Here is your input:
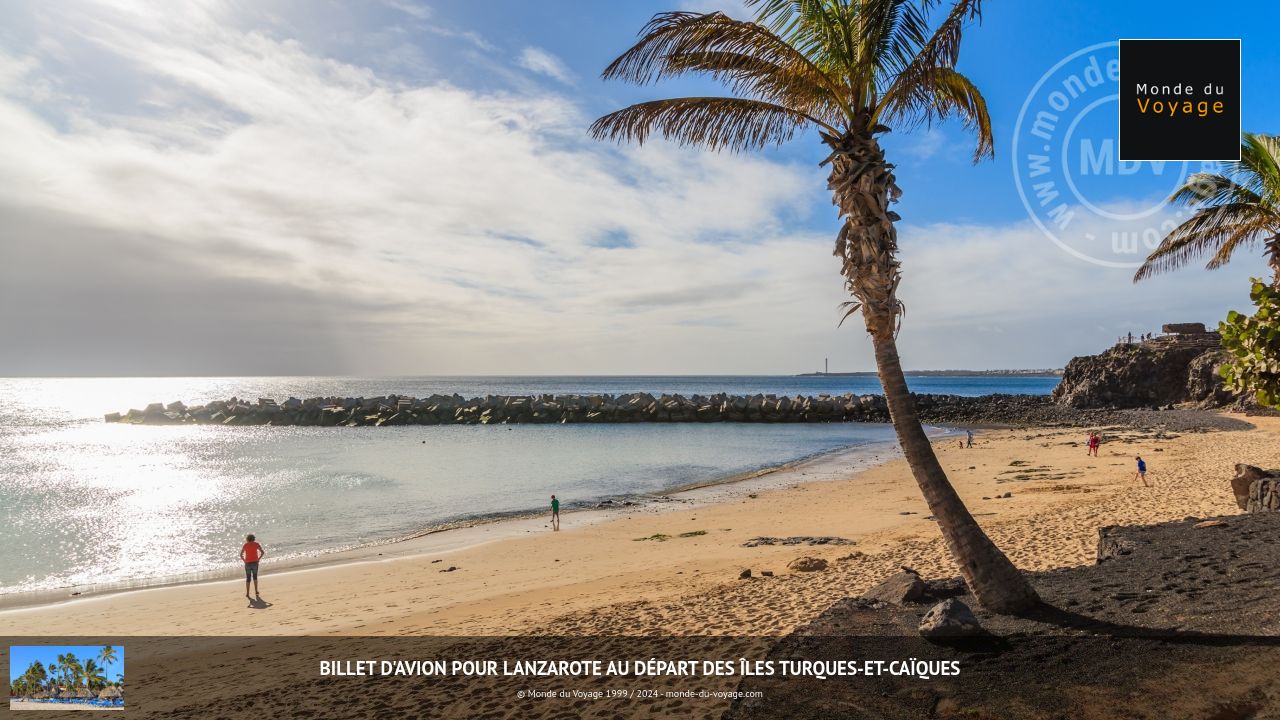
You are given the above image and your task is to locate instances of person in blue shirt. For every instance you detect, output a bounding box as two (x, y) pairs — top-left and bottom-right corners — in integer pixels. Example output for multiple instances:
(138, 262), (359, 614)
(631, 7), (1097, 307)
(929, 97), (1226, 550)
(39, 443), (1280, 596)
(1135, 456), (1149, 487)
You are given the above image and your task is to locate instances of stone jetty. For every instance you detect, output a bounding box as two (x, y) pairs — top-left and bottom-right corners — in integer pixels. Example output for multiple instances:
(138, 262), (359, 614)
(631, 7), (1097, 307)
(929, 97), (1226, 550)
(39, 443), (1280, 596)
(102, 392), (1060, 427)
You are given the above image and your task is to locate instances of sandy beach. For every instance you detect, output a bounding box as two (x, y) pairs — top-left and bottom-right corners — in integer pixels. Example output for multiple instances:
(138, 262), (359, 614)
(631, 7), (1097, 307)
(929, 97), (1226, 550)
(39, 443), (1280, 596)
(3, 414), (1277, 638)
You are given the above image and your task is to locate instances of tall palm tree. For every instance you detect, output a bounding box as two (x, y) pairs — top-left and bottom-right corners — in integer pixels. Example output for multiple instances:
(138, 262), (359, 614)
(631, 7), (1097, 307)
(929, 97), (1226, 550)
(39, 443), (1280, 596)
(61, 654), (83, 690)
(1135, 133), (1280, 287)
(591, 0), (1039, 613)
(98, 646), (117, 683)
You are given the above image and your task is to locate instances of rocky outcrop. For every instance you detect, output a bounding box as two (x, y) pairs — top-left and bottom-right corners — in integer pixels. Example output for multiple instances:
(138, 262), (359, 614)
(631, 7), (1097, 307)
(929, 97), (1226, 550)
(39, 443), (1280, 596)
(1052, 322), (1246, 409)
(1232, 464), (1280, 513)
(1053, 343), (1212, 408)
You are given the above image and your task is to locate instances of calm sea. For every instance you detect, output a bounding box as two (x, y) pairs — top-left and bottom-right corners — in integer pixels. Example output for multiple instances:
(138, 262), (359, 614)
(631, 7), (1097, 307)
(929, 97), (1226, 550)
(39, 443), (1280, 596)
(0, 375), (1057, 595)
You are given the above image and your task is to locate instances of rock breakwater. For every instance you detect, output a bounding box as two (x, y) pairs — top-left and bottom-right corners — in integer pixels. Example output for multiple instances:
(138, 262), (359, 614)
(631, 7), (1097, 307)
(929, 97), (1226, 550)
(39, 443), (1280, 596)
(104, 392), (1064, 427)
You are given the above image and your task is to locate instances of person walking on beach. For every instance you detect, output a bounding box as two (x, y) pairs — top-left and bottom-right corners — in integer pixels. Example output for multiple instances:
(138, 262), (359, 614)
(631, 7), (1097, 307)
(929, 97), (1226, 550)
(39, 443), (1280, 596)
(965, 430), (974, 448)
(550, 495), (560, 531)
(240, 533), (265, 598)
(1134, 456), (1149, 487)
(1087, 432), (1100, 457)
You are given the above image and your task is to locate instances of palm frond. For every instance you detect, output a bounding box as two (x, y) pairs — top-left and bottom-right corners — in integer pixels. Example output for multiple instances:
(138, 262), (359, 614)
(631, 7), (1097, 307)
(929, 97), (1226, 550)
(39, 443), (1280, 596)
(1239, 132), (1280, 204)
(1134, 203), (1273, 280)
(1170, 171), (1263, 207)
(588, 97), (820, 152)
(877, 66), (992, 160)
(663, 50), (842, 123)
(1205, 222), (1271, 269)
(749, 0), (860, 87)
(602, 11), (851, 121)
(876, 0), (981, 122)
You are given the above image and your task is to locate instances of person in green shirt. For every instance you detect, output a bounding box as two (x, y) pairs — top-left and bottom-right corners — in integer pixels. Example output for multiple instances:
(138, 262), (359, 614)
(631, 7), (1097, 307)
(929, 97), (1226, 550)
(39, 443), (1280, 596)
(550, 494), (560, 531)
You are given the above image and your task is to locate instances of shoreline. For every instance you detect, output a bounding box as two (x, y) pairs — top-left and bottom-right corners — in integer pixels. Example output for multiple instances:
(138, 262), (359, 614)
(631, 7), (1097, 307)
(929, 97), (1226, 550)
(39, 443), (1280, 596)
(4, 413), (1270, 638)
(0, 433), (919, 613)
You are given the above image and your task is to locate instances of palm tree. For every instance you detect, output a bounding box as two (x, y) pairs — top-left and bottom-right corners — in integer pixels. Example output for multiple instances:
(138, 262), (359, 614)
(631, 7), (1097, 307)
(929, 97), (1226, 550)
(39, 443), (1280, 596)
(98, 646), (117, 684)
(60, 654), (83, 690)
(1135, 133), (1280, 287)
(81, 660), (106, 691)
(24, 661), (47, 695)
(591, 0), (1038, 612)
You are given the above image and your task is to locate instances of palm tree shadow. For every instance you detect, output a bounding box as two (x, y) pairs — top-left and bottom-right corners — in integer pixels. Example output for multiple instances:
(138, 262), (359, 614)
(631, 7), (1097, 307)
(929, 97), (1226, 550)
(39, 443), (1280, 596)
(247, 596), (273, 610)
(1024, 603), (1280, 647)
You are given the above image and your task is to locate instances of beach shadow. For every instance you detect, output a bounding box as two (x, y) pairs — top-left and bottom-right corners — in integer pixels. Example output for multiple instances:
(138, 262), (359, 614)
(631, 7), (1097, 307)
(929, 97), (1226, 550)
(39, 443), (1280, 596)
(247, 596), (273, 610)
(1024, 603), (1280, 647)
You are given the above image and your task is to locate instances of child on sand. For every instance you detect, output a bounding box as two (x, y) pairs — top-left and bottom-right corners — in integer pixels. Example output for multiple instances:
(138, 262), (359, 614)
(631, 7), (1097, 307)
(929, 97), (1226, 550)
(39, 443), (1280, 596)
(550, 495), (560, 531)
(240, 533), (265, 598)
(1087, 432), (1100, 457)
(1134, 456), (1149, 487)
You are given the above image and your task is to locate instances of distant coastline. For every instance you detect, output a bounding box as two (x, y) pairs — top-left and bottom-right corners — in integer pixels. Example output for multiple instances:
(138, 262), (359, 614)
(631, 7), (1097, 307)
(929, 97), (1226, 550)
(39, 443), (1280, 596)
(797, 369), (1064, 377)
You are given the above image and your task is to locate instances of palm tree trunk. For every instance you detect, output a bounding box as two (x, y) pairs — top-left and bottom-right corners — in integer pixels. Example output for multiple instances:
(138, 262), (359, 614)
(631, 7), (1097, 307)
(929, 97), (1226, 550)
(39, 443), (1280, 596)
(826, 128), (1039, 614)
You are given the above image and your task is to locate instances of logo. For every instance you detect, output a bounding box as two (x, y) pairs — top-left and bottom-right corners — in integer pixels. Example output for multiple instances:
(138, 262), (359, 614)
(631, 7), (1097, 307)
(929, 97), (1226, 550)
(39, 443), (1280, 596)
(1119, 39), (1241, 161)
(1013, 42), (1225, 268)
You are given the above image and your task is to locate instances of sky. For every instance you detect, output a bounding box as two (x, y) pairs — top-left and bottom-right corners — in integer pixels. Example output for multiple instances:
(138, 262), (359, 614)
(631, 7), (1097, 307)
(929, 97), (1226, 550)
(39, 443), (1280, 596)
(9, 645), (124, 683)
(0, 0), (1278, 376)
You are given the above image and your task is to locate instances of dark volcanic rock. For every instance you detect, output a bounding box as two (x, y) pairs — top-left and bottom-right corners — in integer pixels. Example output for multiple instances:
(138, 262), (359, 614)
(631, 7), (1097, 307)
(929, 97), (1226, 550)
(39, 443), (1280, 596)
(1233, 464), (1280, 513)
(742, 536), (854, 548)
(1186, 349), (1236, 407)
(1096, 525), (1148, 562)
(106, 390), (1257, 430)
(862, 570), (925, 605)
(1053, 343), (1214, 409)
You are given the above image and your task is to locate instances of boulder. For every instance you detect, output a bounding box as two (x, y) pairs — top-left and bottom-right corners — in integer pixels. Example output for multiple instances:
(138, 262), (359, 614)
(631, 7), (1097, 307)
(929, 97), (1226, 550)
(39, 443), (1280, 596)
(787, 557), (828, 573)
(1162, 322), (1207, 334)
(862, 570), (925, 604)
(1237, 465), (1280, 513)
(1231, 464), (1269, 510)
(918, 599), (984, 638)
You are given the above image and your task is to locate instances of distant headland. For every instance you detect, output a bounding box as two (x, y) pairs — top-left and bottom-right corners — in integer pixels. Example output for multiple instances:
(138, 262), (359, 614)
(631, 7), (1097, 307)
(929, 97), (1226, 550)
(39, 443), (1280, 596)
(797, 369), (1064, 377)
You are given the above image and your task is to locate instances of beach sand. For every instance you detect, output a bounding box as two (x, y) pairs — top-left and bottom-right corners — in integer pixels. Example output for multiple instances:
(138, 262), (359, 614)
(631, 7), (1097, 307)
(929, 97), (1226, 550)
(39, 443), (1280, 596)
(8, 700), (123, 711)
(2, 414), (1277, 638)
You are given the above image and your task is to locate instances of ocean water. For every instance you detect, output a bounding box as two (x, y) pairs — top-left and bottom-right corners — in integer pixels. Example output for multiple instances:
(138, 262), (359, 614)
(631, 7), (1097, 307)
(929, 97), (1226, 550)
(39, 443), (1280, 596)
(0, 375), (1057, 595)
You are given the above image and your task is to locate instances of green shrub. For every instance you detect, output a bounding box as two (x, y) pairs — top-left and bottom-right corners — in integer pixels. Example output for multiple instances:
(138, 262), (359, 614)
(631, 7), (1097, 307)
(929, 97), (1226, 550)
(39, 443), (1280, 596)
(1219, 279), (1280, 409)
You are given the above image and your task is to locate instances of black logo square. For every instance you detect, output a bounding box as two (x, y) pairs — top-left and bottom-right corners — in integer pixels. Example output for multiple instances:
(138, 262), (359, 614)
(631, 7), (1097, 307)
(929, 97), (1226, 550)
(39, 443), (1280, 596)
(1119, 39), (1240, 161)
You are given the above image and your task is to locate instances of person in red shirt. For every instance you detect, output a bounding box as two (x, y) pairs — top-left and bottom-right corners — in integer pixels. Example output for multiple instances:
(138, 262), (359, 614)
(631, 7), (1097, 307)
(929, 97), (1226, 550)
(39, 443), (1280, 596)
(239, 533), (266, 598)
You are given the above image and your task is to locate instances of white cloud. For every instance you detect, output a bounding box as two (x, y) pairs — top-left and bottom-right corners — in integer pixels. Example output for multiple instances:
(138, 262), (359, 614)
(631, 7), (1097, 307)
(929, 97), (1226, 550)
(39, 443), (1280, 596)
(383, 0), (430, 21)
(0, 0), (1269, 376)
(516, 46), (574, 85)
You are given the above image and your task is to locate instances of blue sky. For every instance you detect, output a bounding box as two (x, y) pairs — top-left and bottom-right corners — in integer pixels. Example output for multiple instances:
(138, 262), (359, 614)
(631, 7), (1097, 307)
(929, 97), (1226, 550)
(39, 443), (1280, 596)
(9, 645), (124, 683)
(0, 0), (1277, 374)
